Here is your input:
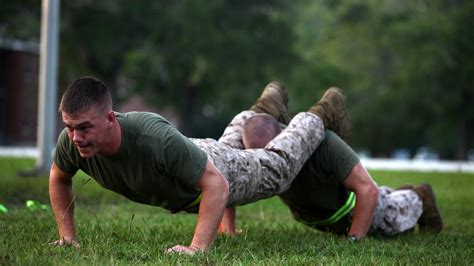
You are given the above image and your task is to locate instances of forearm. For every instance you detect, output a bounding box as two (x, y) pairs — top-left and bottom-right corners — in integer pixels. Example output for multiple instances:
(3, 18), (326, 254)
(348, 186), (378, 239)
(49, 175), (76, 240)
(190, 184), (228, 251)
(342, 163), (379, 240)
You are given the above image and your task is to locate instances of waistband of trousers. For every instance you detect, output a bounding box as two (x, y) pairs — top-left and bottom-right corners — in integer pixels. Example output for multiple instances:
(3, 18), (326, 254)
(185, 193), (202, 209)
(300, 191), (356, 227)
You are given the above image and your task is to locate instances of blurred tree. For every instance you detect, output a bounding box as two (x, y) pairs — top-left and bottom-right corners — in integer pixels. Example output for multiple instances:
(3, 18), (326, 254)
(289, 0), (473, 159)
(0, 0), (40, 40)
(1, 0), (472, 158)
(58, 0), (297, 136)
(379, 0), (474, 159)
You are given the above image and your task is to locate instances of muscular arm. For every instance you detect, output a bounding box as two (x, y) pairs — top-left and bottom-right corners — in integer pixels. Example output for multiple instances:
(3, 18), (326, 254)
(167, 160), (229, 254)
(191, 160), (229, 250)
(49, 162), (78, 246)
(342, 162), (378, 240)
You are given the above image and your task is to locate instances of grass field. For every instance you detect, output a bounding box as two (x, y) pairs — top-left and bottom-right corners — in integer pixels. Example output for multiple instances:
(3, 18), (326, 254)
(1, 158), (473, 265)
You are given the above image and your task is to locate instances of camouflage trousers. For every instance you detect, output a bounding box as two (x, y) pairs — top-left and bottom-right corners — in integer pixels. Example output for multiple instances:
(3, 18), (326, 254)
(191, 111), (324, 207)
(369, 186), (423, 236)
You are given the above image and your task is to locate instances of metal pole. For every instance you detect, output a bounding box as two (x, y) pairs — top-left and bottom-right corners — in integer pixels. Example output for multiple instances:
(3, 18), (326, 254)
(35, 0), (60, 173)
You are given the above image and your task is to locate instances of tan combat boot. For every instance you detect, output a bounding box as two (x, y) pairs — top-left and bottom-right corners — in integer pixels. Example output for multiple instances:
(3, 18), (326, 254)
(308, 87), (352, 141)
(250, 81), (290, 124)
(413, 183), (443, 233)
(396, 184), (414, 190)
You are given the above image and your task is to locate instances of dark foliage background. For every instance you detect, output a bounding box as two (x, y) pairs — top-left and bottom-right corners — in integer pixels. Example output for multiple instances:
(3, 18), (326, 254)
(1, 0), (472, 159)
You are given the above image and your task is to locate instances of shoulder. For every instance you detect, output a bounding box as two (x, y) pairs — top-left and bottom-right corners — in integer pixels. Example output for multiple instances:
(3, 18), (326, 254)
(313, 129), (360, 169)
(117, 112), (189, 156)
(116, 111), (171, 125)
(117, 111), (175, 135)
(324, 130), (341, 142)
(320, 130), (350, 150)
(56, 128), (73, 149)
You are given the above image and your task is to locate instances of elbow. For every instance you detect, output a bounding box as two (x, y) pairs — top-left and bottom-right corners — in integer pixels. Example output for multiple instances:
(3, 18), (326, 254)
(367, 183), (378, 203)
(355, 182), (378, 204)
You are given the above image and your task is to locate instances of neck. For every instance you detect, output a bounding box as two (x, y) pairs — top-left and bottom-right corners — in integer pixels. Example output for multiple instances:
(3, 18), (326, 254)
(101, 120), (122, 156)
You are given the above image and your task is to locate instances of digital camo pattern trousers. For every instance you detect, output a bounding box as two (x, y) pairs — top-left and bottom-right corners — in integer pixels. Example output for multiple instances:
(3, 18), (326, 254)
(369, 186), (423, 236)
(192, 111), (325, 207)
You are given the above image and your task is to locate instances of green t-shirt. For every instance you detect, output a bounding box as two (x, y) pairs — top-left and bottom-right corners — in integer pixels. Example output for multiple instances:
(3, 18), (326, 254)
(279, 130), (360, 221)
(53, 112), (208, 212)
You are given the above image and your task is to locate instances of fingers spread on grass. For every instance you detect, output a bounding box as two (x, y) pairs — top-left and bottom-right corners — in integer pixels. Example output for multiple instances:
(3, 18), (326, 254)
(164, 245), (199, 256)
(50, 239), (81, 251)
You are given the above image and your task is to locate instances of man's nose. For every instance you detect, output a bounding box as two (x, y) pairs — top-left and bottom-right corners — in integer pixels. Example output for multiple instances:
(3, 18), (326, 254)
(72, 130), (83, 142)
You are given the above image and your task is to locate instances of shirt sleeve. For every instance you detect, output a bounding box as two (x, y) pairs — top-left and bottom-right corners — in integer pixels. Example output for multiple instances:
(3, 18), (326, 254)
(320, 130), (360, 182)
(53, 129), (79, 175)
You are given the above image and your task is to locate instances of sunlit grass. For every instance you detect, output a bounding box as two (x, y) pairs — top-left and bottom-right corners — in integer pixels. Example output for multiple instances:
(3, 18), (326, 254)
(0, 158), (473, 264)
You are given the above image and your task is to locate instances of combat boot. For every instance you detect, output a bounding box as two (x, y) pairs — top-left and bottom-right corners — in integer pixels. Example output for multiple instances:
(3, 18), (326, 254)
(396, 184), (414, 190)
(308, 87), (352, 141)
(250, 81), (290, 124)
(413, 183), (443, 233)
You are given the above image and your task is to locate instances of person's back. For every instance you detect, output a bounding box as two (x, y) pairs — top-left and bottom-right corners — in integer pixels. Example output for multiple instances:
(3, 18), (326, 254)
(279, 130), (359, 233)
(242, 112), (443, 238)
(242, 114), (359, 233)
(55, 111), (207, 211)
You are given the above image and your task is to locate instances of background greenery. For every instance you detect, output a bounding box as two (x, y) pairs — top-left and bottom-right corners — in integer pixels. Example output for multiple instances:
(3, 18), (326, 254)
(1, 0), (473, 159)
(1, 158), (473, 264)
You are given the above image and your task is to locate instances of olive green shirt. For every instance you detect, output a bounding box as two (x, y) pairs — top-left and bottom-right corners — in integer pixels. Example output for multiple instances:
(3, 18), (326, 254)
(53, 112), (207, 212)
(279, 130), (360, 221)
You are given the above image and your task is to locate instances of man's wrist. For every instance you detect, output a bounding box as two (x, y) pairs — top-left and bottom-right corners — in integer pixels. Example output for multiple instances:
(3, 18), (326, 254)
(60, 236), (75, 241)
(189, 244), (206, 252)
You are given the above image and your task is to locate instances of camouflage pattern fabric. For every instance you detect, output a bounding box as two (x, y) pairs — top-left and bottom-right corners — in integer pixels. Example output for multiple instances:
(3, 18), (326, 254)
(217, 110), (254, 149)
(216, 111), (423, 235)
(369, 186), (423, 235)
(191, 111), (324, 206)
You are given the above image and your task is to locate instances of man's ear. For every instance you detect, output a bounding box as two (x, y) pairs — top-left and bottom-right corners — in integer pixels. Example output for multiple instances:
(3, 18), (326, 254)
(106, 111), (116, 126)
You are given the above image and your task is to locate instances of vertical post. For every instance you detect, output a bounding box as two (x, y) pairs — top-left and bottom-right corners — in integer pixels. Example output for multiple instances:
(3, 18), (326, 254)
(36, 0), (60, 172)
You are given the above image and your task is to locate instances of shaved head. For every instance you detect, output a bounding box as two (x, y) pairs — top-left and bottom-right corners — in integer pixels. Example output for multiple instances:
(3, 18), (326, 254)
(243, 114), (282, 149)
(59, 77), (112, 116)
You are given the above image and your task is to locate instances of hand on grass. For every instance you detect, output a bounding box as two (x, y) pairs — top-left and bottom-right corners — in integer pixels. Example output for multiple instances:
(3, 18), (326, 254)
(51, 237), (80, 250)
(165, 245), (201, 255)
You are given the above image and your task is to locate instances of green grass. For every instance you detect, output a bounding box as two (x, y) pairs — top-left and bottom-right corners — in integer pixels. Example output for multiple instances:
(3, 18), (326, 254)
(1, 158), (473, 264)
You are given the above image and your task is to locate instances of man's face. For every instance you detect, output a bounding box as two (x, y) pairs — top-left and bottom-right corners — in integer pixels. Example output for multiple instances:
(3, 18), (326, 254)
(62, 107), (112, 158)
